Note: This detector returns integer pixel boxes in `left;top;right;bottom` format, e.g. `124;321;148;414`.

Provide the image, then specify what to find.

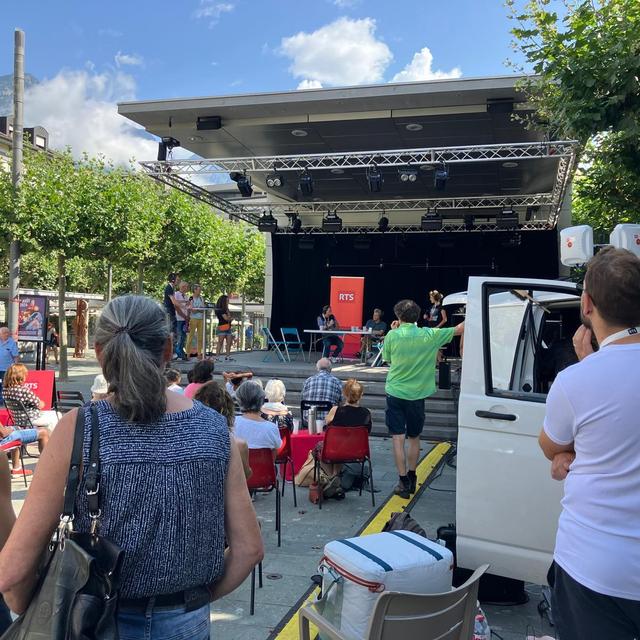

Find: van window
483;285;581;401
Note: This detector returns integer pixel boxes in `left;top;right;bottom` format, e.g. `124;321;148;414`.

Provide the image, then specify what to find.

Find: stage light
464;214;475;231
366;166;383;192
378;215;389;232
322;211;343;233
399;169;418;183
157;136;180;161
525;206;538;222
257;211;278;233
266;173;285;188
291;215;302;234
196;116;222;130
434;164;448;190
497;208;519;229
298;170;314;197
229;171;253;197
421;211;443;231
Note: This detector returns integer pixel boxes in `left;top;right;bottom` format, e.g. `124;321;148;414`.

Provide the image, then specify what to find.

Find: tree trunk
106;263;113;302
58;254;68;381
137;264;144;295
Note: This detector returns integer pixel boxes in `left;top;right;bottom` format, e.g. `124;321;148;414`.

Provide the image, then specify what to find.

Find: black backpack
382;511;427;538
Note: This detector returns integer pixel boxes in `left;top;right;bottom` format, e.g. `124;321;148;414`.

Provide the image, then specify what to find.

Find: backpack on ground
382;511;427;538
339;463;371;491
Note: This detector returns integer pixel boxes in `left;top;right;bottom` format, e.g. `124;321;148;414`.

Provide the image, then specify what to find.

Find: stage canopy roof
118;75;577;233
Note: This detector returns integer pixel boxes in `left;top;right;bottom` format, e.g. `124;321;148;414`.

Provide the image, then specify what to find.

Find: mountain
0;73;39;116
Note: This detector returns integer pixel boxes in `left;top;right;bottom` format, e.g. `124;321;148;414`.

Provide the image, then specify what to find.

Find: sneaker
393;477;411;499
11;468;33;477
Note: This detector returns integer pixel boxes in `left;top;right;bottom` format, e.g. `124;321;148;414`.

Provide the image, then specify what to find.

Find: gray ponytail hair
95;295;170;423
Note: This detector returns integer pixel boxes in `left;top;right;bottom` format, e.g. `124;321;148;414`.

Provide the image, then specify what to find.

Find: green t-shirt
382;323;455;400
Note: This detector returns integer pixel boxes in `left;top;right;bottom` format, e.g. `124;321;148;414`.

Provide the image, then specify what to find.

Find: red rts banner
25;370;56;410
330;276;365;357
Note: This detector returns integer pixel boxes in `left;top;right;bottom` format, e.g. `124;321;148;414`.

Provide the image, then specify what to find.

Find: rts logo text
338;292;355;302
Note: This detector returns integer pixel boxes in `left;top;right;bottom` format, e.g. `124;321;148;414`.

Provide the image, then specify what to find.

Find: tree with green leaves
508;0;640;231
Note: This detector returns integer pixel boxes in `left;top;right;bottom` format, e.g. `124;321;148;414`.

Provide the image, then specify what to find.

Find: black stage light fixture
257;211;278;233
298;170;314;196
366;165;383;192
434;164;448;190
378;215;389;232
421;210;443;231
464;214;475;231
291;215;302;234
157;136;180;161
497;207;519;229
525;206;539;222
229;171;253;197
196;115;222;130
322;211;343;233
266;173;285;188
398;169;418;183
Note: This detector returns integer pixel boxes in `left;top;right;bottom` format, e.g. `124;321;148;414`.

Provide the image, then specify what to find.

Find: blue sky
0;0;527;161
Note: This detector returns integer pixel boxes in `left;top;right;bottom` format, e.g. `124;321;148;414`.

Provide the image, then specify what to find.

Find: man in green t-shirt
383;299;464;498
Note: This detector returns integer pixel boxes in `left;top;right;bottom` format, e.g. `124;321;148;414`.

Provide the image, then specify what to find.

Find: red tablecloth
286;430;324;481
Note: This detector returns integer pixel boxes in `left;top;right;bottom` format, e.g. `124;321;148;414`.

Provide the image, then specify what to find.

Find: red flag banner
330;276;365;358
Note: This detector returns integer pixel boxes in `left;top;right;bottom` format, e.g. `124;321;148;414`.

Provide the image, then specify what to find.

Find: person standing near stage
163;273;179;345
174;281;190;361
383;300;464;498
317;305;343;361
216;295;236;361
0;327;18;405
424;290;448;328
186;284;206;360
539;247;640;639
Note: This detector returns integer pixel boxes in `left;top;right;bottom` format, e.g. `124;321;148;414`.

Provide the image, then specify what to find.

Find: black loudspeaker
437;524;529;605
196;116;222;130
438;361;451;390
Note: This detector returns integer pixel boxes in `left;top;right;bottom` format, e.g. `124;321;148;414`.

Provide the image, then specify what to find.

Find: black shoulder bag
2;404;124;640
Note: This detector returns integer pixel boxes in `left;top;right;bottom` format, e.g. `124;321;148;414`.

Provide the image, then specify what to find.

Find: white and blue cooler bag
317;531;453;640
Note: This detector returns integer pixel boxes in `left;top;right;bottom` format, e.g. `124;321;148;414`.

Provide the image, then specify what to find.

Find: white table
303;328;374;364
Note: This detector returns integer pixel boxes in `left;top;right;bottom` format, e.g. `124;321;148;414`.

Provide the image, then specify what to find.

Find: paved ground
7;350;556;639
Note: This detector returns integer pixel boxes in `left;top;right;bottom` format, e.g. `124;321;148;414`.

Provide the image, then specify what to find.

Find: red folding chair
275;426;297;507
247;448;282;547
0;440;28;488
314;426;374;510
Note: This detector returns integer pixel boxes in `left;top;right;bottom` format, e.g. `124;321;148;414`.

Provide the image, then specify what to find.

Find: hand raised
572;325;594;361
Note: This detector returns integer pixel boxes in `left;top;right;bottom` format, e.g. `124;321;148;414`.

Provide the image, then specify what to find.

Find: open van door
456;276;580;585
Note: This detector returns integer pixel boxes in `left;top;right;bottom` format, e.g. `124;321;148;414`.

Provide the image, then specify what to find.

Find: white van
447;276;581;586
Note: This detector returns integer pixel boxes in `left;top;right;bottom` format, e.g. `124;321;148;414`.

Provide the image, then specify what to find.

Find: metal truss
546;153;577;227
280;221;549;234
139;140;579;175
241;194;553;215
145;169;262;225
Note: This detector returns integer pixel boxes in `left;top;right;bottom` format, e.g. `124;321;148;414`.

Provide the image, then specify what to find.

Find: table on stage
285;429;324;481
303;328;374;364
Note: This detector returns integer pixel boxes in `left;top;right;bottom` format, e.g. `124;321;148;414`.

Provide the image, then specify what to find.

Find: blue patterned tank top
74;399;230;599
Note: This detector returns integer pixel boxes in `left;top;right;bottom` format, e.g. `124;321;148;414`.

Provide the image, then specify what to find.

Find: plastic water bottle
473;611;491;640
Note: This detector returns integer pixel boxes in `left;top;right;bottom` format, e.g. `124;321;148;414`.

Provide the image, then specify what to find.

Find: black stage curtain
270;230;559;340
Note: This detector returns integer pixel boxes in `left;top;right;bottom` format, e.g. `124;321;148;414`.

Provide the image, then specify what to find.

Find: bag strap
61;404;101;524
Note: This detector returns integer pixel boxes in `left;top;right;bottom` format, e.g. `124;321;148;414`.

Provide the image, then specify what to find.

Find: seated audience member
1;364;56;477
317;305;343;360
195;381;252;479
358;308;387;358
233;381;281;455
223;371;254;398
301;357;342;423
90;374;109;401
183;359;214;399
163;368;183;394
261;379;294;431
325;378;372;433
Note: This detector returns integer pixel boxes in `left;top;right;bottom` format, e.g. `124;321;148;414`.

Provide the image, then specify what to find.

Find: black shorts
550;562;640;640
385;395;425;438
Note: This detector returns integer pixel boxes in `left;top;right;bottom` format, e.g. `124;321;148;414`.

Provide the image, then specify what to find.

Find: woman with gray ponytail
0;295;264;639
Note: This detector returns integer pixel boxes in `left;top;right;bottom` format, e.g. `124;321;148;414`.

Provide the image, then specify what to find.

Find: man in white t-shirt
539;246;640;639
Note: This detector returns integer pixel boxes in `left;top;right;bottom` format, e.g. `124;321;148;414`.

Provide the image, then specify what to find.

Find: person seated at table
325;378;372;433
301;358;342;425
1;364;56;477
357;308;387;359
233;381;281;457
261;379;294;431
163;368;183;394
183;359;214;399
317;305;343;360
195;381;252;479
90;374;110;401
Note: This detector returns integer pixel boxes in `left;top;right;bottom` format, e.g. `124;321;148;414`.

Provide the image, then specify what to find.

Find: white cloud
24;69;157;165
391;47;461;83
332;0;361;6
193;1;234;26
280;17;392;87
297;79;323;90
114;51;144;67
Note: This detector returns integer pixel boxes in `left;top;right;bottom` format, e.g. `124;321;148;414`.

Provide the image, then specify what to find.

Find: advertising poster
18;296;47;342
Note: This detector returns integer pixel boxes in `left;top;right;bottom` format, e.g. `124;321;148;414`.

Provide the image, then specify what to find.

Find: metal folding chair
56;390;85;412
280;327;306;362
261;327;288;362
